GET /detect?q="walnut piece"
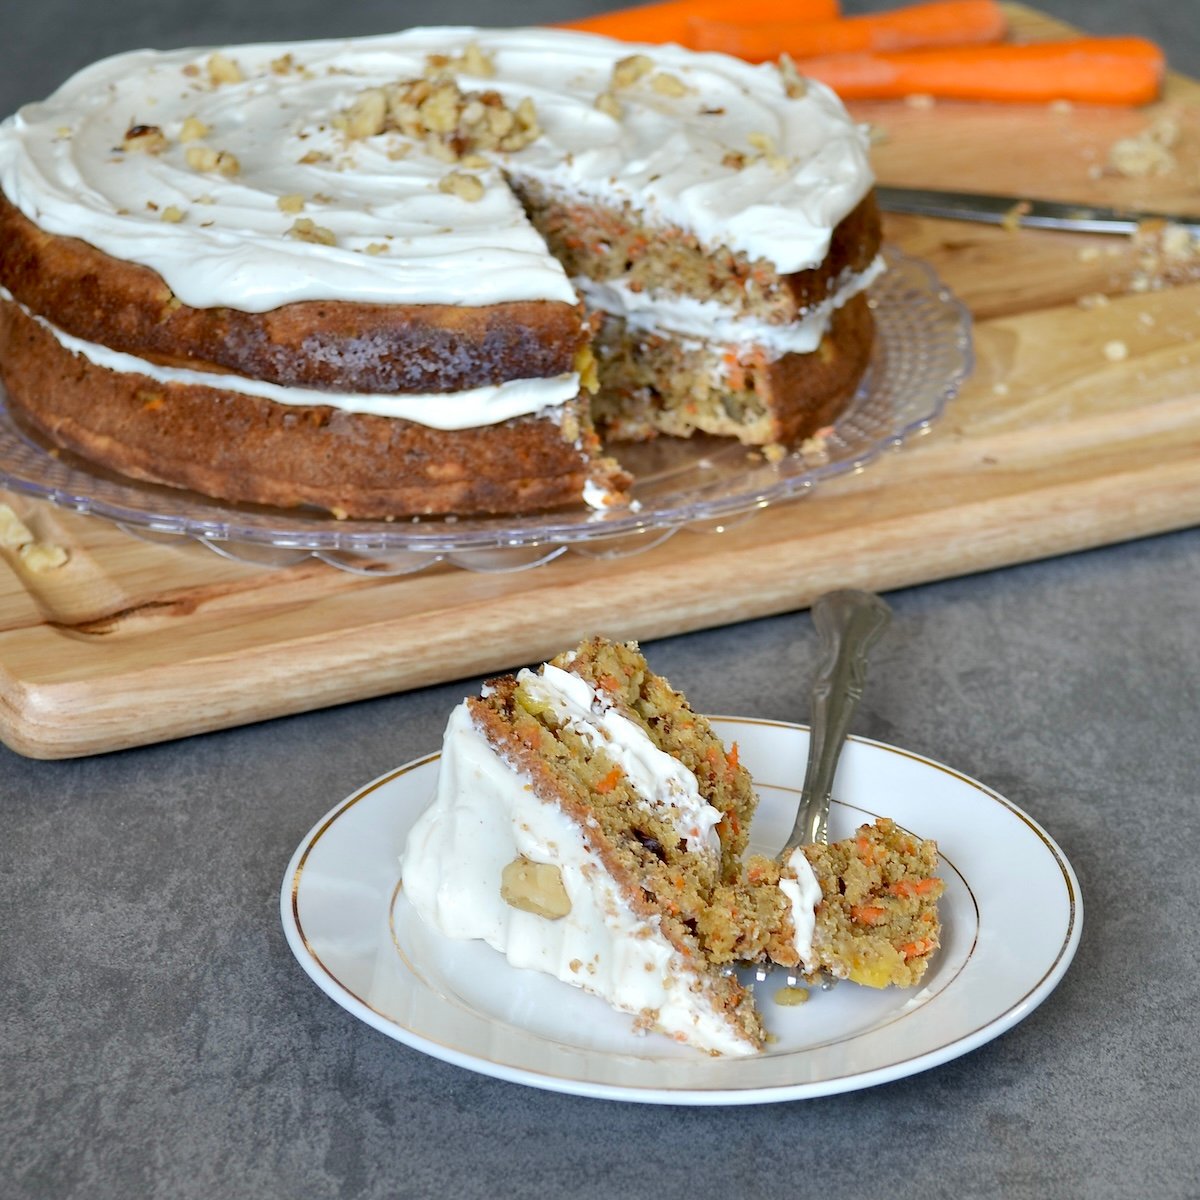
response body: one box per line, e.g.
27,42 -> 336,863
121,124 -> 168,154
438,171 -> 485,202
207,53 -> 243,85
337,76 -> 540,159
185,145 -> 240,176
286,217 -> 337,245
612,54 -> 654,90
500,857 -> 572,920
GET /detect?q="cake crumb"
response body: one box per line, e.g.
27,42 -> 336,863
276,193 -> 306,213
1000,200 -> 1031,232
774,986 -> 810,1007
160,205 -> 185,223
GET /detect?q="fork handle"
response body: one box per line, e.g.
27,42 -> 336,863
782,589 -> 892,855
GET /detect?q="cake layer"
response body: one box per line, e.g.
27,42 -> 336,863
0,195 -> 586,395
0,298 -> 627,517
515,185 -> 882,324
590,291 -> 875,445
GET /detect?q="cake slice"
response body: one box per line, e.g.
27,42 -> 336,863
401,636 -> 943,1056
401,636 -> 764,1056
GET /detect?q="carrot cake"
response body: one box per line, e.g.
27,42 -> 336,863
401,637 -> 942,1057
0,27 -> 881,518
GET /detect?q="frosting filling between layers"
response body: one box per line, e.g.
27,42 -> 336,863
575,255 -> 886,360
400,700 -> 758,1057
517,663 -> 723,855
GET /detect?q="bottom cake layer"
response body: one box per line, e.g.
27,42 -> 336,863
0,299 -> 630,519
0,286 -> 874,518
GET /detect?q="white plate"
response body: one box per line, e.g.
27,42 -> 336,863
281,717 -> 1081,1105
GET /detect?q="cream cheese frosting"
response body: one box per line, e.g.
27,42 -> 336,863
0,26 -> 873,314
400,699 -> 759,1057
779,847 -> 823,973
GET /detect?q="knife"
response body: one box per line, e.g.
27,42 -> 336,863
875,184 -> 1200,236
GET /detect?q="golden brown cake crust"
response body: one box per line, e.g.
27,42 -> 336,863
0,192 -> 586,393
0,298 -> 628,517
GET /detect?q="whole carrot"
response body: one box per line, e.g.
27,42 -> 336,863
689,0 -> 1007,63
797,37 -> 1165,105
559,0 -> 840,46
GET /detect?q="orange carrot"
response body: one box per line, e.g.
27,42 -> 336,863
689,0 -> 1006,63
795,37 -> 1165,105
850,903 -> 887,925
594,765 -> 624,793
887,876 -> 942,898
559,0 -> 840,46
900,937 -> 937,959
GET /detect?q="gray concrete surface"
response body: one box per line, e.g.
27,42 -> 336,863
3,2 -> 1199,1198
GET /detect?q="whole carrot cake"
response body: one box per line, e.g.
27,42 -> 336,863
401,637 -> 942,1056
0,27 -> 881,518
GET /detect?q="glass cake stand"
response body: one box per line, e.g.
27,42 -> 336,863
0,248 -> 972,576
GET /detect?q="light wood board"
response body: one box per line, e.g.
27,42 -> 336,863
2,5 -> 1198,758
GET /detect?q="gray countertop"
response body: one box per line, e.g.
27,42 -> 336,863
3,2 -> 1199,1198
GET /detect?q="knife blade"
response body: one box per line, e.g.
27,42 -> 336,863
875,184 -> 1200,237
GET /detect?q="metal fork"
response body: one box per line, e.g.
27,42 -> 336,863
752,588 -> 892,986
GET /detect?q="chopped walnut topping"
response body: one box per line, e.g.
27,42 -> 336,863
363,242 -> 389,255
339,76 -> 539,159
160,205 -> 185,223
500,857 -> 571,920
185,145 -> 240,176
722,150 -> 747,170
650,71 -> 689,97
778,54 -> 809,99
121,124 -> 168,154
595,90 -> 623,119
276,193 -> 306,213
286,217 -> 337,245
179,116 -> 209,143
341,88 -> 388,139
270,52 -> 297,75
438,170 -> 485,202
612,54 -> 654,89
207,53 -> 243,85
297,149 -> 331,165
425,42 -> 495,79
747,131 -> 788,172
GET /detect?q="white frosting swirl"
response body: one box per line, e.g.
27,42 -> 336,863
0,27 -> 873,313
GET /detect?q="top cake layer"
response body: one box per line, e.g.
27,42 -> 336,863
0,26 -> 874,315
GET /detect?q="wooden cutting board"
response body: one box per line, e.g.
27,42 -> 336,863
2,5 -> 1198,759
